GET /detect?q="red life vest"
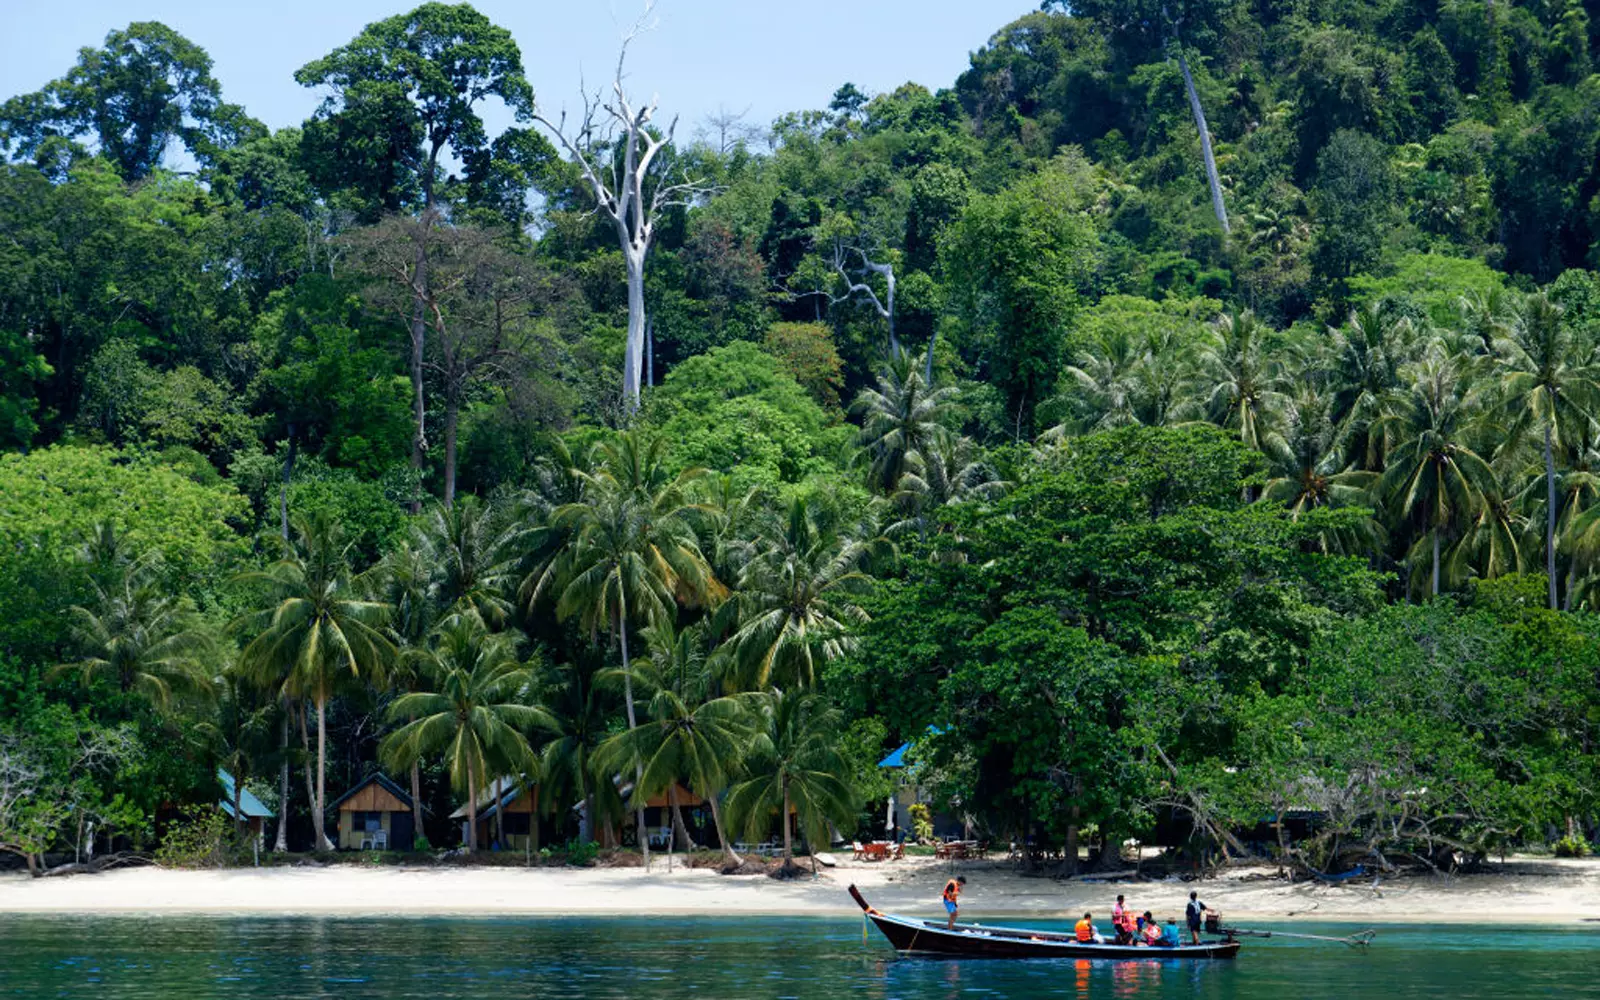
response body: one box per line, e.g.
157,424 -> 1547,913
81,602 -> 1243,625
942,880 -> 961,904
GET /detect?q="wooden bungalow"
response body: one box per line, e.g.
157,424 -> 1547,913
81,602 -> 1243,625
328,773 -> 415,851
451,781 -> 541,851
639,783 -> 710,849
217,769 -> 274,843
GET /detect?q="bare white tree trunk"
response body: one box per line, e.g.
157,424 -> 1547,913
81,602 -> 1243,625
1174,45 -> 1230,234
532,8 -> 711,413
623,251 -> 646,409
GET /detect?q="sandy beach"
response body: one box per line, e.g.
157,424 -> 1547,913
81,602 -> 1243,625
2,856 -> 1598,924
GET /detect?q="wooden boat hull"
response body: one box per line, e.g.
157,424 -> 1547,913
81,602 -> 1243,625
848,885 -> 1241,960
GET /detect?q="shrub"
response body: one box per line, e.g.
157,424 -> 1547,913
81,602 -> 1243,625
156,812 -> 245,869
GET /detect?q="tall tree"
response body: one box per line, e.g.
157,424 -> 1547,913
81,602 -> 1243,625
1194,310 -> 1285,455
596,622 -> 752,867
298,2 -> 534,499
725,690 -> 857,872
234,512 -> 394,851
52,553 -> 212,714
0,22 -> 260,180
1053,0 -> 1232,232
381,616 -> 547,852
851,361 -> 958,494
728,498 -> 880,690
1376,347 -> 1499,597
533,433 -> 722,863
532,7 -> 712,411
1495,293 -> 1600,608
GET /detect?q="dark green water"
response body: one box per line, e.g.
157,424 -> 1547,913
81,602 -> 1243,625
1,915 -> 1597,999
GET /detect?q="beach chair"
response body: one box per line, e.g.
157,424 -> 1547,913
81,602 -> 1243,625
851,841 -> 866,861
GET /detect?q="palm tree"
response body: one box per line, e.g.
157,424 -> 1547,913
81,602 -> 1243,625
1260,387 -> 1379,553
725,689 -> 857,872
380,617 -> 549,852
1328,302 -> 1418,471
415,496 -> 517,629
728,497 -> 879,690
596,622 -> 754,868
1375,347 -> 1499,597
535,432 -> 723,864
53,560 -> 212,713
373,541 -> 437,840
234,512 -> 394,851
537,657 -> 614,845
1494,293 -> 1600,608
1061,328 -> 1145,433
852,360 -> 958,493
888,432 -> 1008,543
1193,310 -> 1286,455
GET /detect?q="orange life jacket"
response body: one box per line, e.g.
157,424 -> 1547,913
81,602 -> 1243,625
942,879 -> 960,903
1075,919 -> 1094,943
1142,922 -> 1163,944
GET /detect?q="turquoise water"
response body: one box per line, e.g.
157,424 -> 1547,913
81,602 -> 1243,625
1,915 -> 1598,998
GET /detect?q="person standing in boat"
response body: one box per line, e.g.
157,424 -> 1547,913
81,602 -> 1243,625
942,875 -> 966,929
1112,894 -> 1134,944
1186,891 -> 1208,944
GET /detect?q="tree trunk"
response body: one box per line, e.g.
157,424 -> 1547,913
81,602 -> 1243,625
670,797 -> 696,852
1440,528 -> 1452,595
407,222 -> 430,515
279,422 -> 296,540
708,792 -> 741,865
1064,822 -> 1080,877
781,780 -> 794,864
466,756 -> 480,853
666,782 -> 677,872
233,778 -> 245,839
297,704 -> 318,850
410,758 -> 424,849
314,697 -> 332,852
924,332 -> 937,388
1544,406 -> 1559,609
623,253 -> 646,413
618,615 -> 650,867
274,706 -> 290,852
443,395 -> 459,510
1174,44 -> 1230,234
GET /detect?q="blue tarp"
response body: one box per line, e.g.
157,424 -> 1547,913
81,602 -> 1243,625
877,726 -> 948,768
218,768 -> 275,819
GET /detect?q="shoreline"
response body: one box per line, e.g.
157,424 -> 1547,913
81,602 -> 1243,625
3,857 -> 1598,924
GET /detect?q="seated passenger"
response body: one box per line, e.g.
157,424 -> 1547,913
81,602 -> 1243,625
1141,911 -> 1163,946
1075,912 -> 1096,943
1162,917 -> 1182,947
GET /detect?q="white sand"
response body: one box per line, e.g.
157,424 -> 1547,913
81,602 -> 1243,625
2,856 -> 1597,924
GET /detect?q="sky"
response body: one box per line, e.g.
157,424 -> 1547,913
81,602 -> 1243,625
0,1 -> 1033,146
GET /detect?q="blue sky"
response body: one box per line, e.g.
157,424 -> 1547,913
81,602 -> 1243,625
1,1 -> 1033,144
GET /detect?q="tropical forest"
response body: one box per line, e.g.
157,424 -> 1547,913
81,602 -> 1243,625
3,0 -> 1600,882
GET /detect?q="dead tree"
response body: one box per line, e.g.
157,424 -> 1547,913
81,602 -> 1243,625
1165,6 -> 1230,234
829,241 -> 901,361
532,3 -> 712,413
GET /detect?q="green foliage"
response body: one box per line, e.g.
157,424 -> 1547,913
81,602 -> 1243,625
0,446 -> 248,581
0,21 -> 258,180
154,810 -> 242,868
644,342 -> 844,487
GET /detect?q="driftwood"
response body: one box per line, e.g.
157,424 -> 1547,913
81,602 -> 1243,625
40,852 -> 153,878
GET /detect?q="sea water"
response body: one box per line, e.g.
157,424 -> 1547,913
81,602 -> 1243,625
0,915 -> 1596,998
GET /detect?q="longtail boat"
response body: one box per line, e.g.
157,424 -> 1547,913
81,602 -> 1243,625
848,885 -> 1242,960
